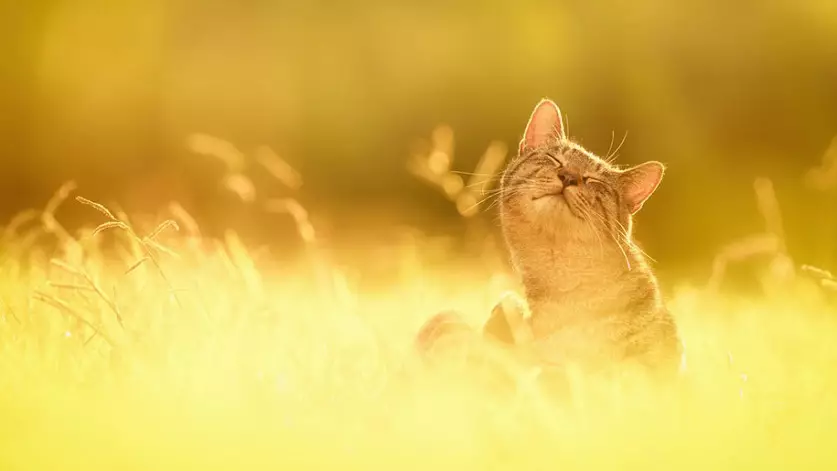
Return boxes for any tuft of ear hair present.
[620,161,665,214]
[519,99,565,155]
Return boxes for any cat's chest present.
[527,295,637,366]
[530,296,614,332]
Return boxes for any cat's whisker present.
[478,183,548,213]
[468,191,509,214]
[599,216,652,268]
[578,204,633,251]
[477,186,507,197]
[437,177,551,216]
[608,227,632,271]
[605,130,616,162]
[450,171,499,177]
[574,195,632,271]
[605,131,628,164]
[454,172,503,190]
[495,185,541,206]
[609,218,657,264]
[585,201,628,269]
[474,189,518,213]
[574,196,606,260]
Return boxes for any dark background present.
[2,0,836,280]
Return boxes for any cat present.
[416,98,682,379]
[501,98,682,374]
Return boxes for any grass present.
[2,132,836,470]
[0,191,835,471]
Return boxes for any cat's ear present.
[620,161,665,214]
[519,99,565,154]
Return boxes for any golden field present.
[0,184,835,471]
[3,1,837,469]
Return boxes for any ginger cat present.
[416,99,682,379]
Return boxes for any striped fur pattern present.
[500,99,681,373]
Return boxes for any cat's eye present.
[583,176,604,185]
[545,154,563,168]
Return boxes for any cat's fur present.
[416,99,682,376]
[501,99,681,373]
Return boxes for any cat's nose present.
[559,171,579,187]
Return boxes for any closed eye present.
[583,176,605,185]
[544,153,563,168]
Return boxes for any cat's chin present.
[532,193,572,215]
[532,193,563,207]
[532,195,590,223]
[532,189,564,202]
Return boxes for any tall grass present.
[2,131,837,470]
[0,188,835,471]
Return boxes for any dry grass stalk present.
[187,131,332,301]
[457,141,508,217]
[41,181,84,264]
[146,220,180,242]
[74,196,183,308]
[187,132,247,173]
[256,145,303,190]
[32,291,115,348]
[803,137,837,271]
[187,133,254,202]
[168,202,202,239]
[753,178,788,252]
[408,125,508,218]
[124,257,150,275]
[265,197,336,299]
[223,230,263,298]
[804,136,837,191]
[0,209,44,262]
[49,258,125,328]
[187,133,302,205]
[708,177,795,291]
[801,265,837,292]
[710,165,837,295]
[75,196,118,221]
[222,174,257,203]
[92,221,131,237]
[1,209,40,242]
[265,198,316,244]
[48,283,97,292]
[0,297,21,325]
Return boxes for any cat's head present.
[500,99,664,247]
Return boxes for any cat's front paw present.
[414,310,475,359]
[483,291,533,346]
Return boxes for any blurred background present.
[2,0,836,282]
